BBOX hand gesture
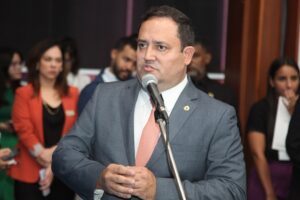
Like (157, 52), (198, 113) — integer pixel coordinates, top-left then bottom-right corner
(36, 146), (56, 167)
(98, 164), (135, 199)
(128, 166), (156, 200)
(98, 164), (157, 200)
(283, 89), (299, 114)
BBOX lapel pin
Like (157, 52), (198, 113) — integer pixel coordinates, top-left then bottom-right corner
(183, 105), (190, 111)
(208, 92), (214, 98)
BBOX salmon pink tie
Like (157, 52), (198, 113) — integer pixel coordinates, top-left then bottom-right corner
(136, 107), (161, 166)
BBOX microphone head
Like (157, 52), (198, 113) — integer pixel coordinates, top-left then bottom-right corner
(141, 74), (158, 89)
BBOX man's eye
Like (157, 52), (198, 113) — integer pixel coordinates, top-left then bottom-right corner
(138, 42), (147, 49)
(157, 45), (167, 51)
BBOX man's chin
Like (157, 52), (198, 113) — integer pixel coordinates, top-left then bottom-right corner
(117, 74), (130, 81)
(187, 70), (198, 77)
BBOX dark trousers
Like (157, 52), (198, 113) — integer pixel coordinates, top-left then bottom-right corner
(289, 169), (300, 200)
(14, 178), (74, 200)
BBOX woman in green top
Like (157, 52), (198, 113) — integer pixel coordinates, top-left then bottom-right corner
(0, 47), (23, 200)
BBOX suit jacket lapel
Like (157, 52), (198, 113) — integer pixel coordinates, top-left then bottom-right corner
(147, 80), (200, 167)
(121, 79), (142, 166)
(168, 81), (199, 141)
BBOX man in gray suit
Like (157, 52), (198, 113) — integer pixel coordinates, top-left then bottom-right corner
(52, 5), (246, 200)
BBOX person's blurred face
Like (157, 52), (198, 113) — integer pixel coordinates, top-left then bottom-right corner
(8, 53), (22, 81)
(187, 44), (211, 80)
(270, 65), (300, 97)
(111, 45), (136, 81)
(136, 17), (194, 92)
(38, 46), (63, 82)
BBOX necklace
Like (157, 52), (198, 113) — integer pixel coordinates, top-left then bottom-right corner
(43, 102), (61, 115)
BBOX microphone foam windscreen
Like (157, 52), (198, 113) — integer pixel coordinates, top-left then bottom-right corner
(141, 74), (158, 89)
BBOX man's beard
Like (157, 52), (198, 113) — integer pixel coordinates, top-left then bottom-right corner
(187, 65), (206, 81)
(112, 64), (132, 81)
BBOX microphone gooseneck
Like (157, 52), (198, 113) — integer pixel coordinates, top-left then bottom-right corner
(141, 74), (186, 200)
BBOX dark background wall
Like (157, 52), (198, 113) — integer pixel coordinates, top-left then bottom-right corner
(0, 0), (226, 72)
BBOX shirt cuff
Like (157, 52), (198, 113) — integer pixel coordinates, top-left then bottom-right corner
(30, 143), (44, 157)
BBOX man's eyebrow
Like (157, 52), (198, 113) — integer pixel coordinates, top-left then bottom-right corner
(137, 39), (167, 44)
(137, 39), (147, 43)
(153, 41), (167, 45)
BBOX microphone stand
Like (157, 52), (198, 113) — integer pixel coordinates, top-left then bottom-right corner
(154, 108), (187, 200)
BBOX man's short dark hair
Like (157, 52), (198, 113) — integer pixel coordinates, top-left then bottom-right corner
(113, 34), (137, 51)
(140, 5), (195, 49)
(194, 37), (212, 54)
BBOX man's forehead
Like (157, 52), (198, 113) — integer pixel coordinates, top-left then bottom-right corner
(138, 18), (180, 43)
(139, 17), (178, 32)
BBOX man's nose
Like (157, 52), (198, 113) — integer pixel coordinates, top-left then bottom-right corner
(144, 46), (155, 60)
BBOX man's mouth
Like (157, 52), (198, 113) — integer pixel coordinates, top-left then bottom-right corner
(143, 65), (156, 72)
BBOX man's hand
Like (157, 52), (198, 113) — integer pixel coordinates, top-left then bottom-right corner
(98, 164), (157, 199)
(98, 164), (135, 199)
(128, 166), (156, 200)
(0, 148), (12, 170)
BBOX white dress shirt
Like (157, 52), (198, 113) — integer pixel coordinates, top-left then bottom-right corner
(67, 73), (91, 92)
(134, 76), (188, 155)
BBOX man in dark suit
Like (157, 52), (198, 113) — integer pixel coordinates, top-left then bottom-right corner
(52, 5), (246, 200)
(77, 35), (137, 114)
(188, 40), (237, 109)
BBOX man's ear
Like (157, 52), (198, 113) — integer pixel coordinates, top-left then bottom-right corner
(204, 53), (212, 65)
(183, 46), (195, 65)
(111, 49), (117, 60)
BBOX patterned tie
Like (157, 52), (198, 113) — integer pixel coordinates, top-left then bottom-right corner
(136, 107), (161, 166)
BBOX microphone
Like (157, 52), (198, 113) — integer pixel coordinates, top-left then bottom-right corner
(142, 75), (184, 199)
(141, 74), (168, 121)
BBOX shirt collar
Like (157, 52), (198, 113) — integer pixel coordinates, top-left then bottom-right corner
(140, 75), (188, 115)
(102, 67), (118, 82)
(161, 75), (188, 115)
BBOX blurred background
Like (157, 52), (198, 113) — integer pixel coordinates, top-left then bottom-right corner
(0, 0), (299, 137)
(0, 0), (227, 73)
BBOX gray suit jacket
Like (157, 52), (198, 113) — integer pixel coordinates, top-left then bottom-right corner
(52, 78), (246, 200)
